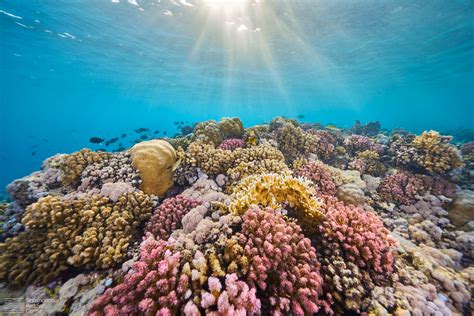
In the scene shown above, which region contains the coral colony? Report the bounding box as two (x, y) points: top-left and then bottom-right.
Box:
(0, 117), (472, 315)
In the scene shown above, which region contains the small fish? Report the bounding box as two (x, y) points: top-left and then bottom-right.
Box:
(118, 142), (122, 147)
(105, 141), (110, 146)
(173, 122), (179, 125)
(89, 137), (104, 144)
(163, 131), (167, 135)
(135, 128), (149, 133)
(32, 151), (36, 156)
(41, 138), (48, 142)
(121, 133), (127, 138)
(325, 124), (340, 131)
(296, 114), (305, 119)
(154, 130), (160, 134)
(140, 134), (148, 140)
(29, 144), (39, 149)
(108, 137), (119, 144)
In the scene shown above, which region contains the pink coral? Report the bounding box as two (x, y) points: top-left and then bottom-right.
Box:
(344, 135), (382, 155)
(319, 197), (395, 275)
(237, 206), (323, 315)
(89, 237), (189, 315)
(317, 196), (396, 313)
(378, 172), (426, 205)
(293, 161), (337, 196)
(310, 130), (337, 162)
(145, 195), (201, 240)
(218, 138), (246, 151)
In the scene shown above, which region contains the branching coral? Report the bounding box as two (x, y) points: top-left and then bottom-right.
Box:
(230, 173), (324, 230)
(348, 150), (386, 176)
(0, 192), (152, 286)
(194, 117), (244, 146)
(218, 138), (246, 151)
(317, 196), (395, 313)
(293, 161), (337, 196)
(237, 206), (323, 315)
(275, 123), (318, 163)
(378, 172), (426, 205)
(61, 149), (107, 187)
(78, 151), (141, 192)
(145, 194), (201, 240)
(412, 131), (463, 175)
(175, 142), (288, 183)
(344, 135), (382, 155)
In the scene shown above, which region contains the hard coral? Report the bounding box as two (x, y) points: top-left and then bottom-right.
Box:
(193, 117), (244, 146)
(237, 206), (323, 315)
(218, 138), (246, 151)
(61, 149), (107, 187)
(130, 139), (180, 197)
(145, 194), (201, 240)
(317, 196), (395, 313)
(348, 150), (386, 176)
(293, 161), (337, 196)
(0, 192), (152, 286)
(275, 123), (318, 163)
(412, 130), (463, 175)
(230, 173), (324, 231)
(378, 172), (426, 205)
(344, 135), (382, 155)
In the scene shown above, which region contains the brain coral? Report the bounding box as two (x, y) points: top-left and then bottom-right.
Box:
(61, 149), (107, 187)
(293, 161), (337, 196)
(145, 194), (201, 240)
(237, 206), (323, 315)
(0, 192), (152, 286)
(130, 139), (180, 197)
(230, 173), (324, 231)
(317, 196), (396, 313)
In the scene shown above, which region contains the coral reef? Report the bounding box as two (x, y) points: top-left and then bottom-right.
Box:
(1, 117), (472, 315)
(130, 139), (180, 197)
(0, 192), (152, 286)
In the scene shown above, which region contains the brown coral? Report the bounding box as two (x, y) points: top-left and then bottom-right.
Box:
(0, 192), (152, 286)
(61, 149), (107, 187)
(275, 123), (318, 163)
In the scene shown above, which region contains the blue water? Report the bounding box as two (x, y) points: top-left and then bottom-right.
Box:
(1, 0), (473, 192)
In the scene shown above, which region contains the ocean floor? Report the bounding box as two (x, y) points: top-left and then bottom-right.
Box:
(0, 117), (473, 315)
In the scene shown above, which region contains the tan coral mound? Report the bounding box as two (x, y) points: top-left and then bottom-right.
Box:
(61, 149), (107, 187)
(230, 173), (324, 231)
(0, 192), (152, 286)
(130, 139), (180, 197)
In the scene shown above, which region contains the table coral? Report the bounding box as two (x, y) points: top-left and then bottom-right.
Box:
(293, 161), (337, 196)
(145, 194), (201, 240)
(230, 173), (324, 231)
(0, 192), (152, 286)
(237, 206), (323, 315)
(130, 139), (180, 197)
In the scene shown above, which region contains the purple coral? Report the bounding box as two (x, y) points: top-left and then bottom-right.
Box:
(89, 237), (189, 315)
(237, 206), (323, 315)
(218, 138), (246, 151)
(293, 161), (337, 196)
(378, 172), (426, 205)
(145, 194), (201, 240)
(344, 135), (382, 155)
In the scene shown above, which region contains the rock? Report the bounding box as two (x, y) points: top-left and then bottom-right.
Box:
(130, 139), (180, 197)
(448, 190), (474, 226)
(337, 183), (365, 206)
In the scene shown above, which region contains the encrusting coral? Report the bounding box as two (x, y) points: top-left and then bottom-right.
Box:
(0, 192), (152, 286)
(130, 139), (180, 197)
(230, 173), (324, 231)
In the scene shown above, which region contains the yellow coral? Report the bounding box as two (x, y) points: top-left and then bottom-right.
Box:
(412, 131), (463, 174)
(130, 139), (180, 197)
(230, 173), (324, 230)
(275, 123), (318, 163)
(61, 149), (107, 186)
(0, 192), (152, 286)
